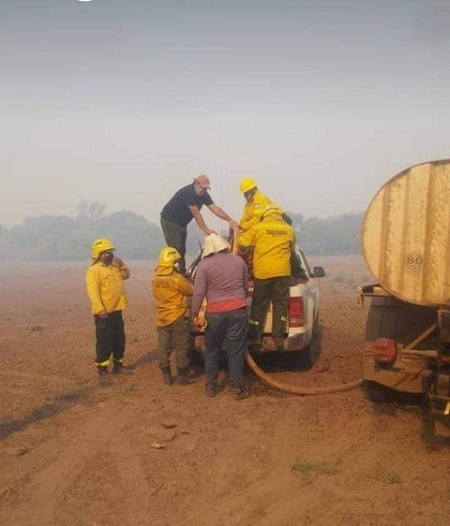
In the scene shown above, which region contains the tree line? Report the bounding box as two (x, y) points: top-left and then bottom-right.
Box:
(0, 203), (363, 261)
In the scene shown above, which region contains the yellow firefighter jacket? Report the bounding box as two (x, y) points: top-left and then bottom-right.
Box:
(152, 266), (193, 327)
(86, 261), (130, 315)
(239, 190), (279, 232)
(238, 214), (295, 279)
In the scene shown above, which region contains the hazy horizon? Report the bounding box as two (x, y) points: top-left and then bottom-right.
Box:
(2, 0), (450, 230)
(1, 199), (367, 229)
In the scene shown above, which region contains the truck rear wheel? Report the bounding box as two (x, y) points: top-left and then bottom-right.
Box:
(298, 319), (321, 369)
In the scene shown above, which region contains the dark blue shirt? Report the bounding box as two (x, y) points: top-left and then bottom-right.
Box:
(161, 183), (214, 227)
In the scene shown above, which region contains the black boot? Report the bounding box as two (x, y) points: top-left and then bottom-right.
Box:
(97, 365), (113, 384)
(160, 365), (174, 386)
(176, 366), (197, 385)
(112, 362), (123, 374)
(184, 365), (200, 379)
(232, 384), (250, 400)
(97, 365), (109, 376)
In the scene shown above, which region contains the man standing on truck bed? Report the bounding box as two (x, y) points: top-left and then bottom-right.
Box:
(238, 206), (295, 351)
(239, 177), (292, 233)
(239, 177), (279, 232)
(160, 175), (239, 274)
(191, 233), (249, 399)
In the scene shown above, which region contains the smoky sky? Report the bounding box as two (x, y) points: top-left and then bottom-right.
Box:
(1, 0), (449, 228)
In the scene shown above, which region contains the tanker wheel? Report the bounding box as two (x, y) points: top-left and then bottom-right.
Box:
(363, 381), (427, 405)
(363, 380), (398, 403)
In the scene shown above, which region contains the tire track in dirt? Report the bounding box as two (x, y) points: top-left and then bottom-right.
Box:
(177, 395), (432, 526)
(234, 399), (448, 526)
(177, 395), (305, 526)
(109, 435), (152, 526)
(178, 464), (295, 526)
(301, 405), (450, 526)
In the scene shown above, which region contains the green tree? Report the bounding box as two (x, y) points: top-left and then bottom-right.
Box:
(0, 208), (364, 261)
(96, 211), (164, 259)
(8, 215), (77, 259)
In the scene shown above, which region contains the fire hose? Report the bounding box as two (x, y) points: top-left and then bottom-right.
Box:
(192, 319), (362, 395)
(194, 228), (363, 395)
(246, 351), (363, 395)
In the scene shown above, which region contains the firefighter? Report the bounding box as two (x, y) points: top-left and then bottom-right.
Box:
(238, 206), (295, 350)
(239, 177), (292, 233)
(239, 177), (280, 232)
(152, 246), (197, 386)
(86, 238), (130, 377)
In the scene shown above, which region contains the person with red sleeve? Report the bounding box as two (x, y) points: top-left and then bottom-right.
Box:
(191, 233), (249, 399)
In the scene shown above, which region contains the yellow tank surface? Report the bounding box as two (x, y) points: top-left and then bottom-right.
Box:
(362, 159), (450, 307)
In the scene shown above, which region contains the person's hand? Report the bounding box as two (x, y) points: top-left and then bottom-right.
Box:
(112, 256), (124, 268)
(205, 228), (216, 236)
(193, 316), (206, 329)
(99, 310), (108, 319)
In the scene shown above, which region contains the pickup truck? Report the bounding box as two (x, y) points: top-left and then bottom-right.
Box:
(187, 244), (326, 368)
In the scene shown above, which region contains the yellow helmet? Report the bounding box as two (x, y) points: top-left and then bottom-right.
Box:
(91, 238), (115, 260)
(158, 246), (181, 267)
(240, 177), (257, 194)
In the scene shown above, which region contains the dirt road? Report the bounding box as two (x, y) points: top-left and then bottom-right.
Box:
(0, 257), (448, 525)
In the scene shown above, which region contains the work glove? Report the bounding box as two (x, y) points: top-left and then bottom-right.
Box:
(193, 316), (207, 329)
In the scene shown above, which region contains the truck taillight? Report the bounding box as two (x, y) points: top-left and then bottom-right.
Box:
(289, 297), (304, 327)
(373, 338), (397, 365)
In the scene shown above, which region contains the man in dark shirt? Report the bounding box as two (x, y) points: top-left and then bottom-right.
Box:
(160, 175), (238, 273)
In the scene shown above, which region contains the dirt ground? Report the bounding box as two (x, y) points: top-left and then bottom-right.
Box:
(0, 256), (449, 526)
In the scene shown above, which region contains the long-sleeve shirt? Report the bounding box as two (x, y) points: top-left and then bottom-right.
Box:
(238, 216), (295, 279)
(86, 261), (130, 315)
(239, 190), (278, 232)
(152, 266), (193, 326)
(191, 252), (248, 316)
